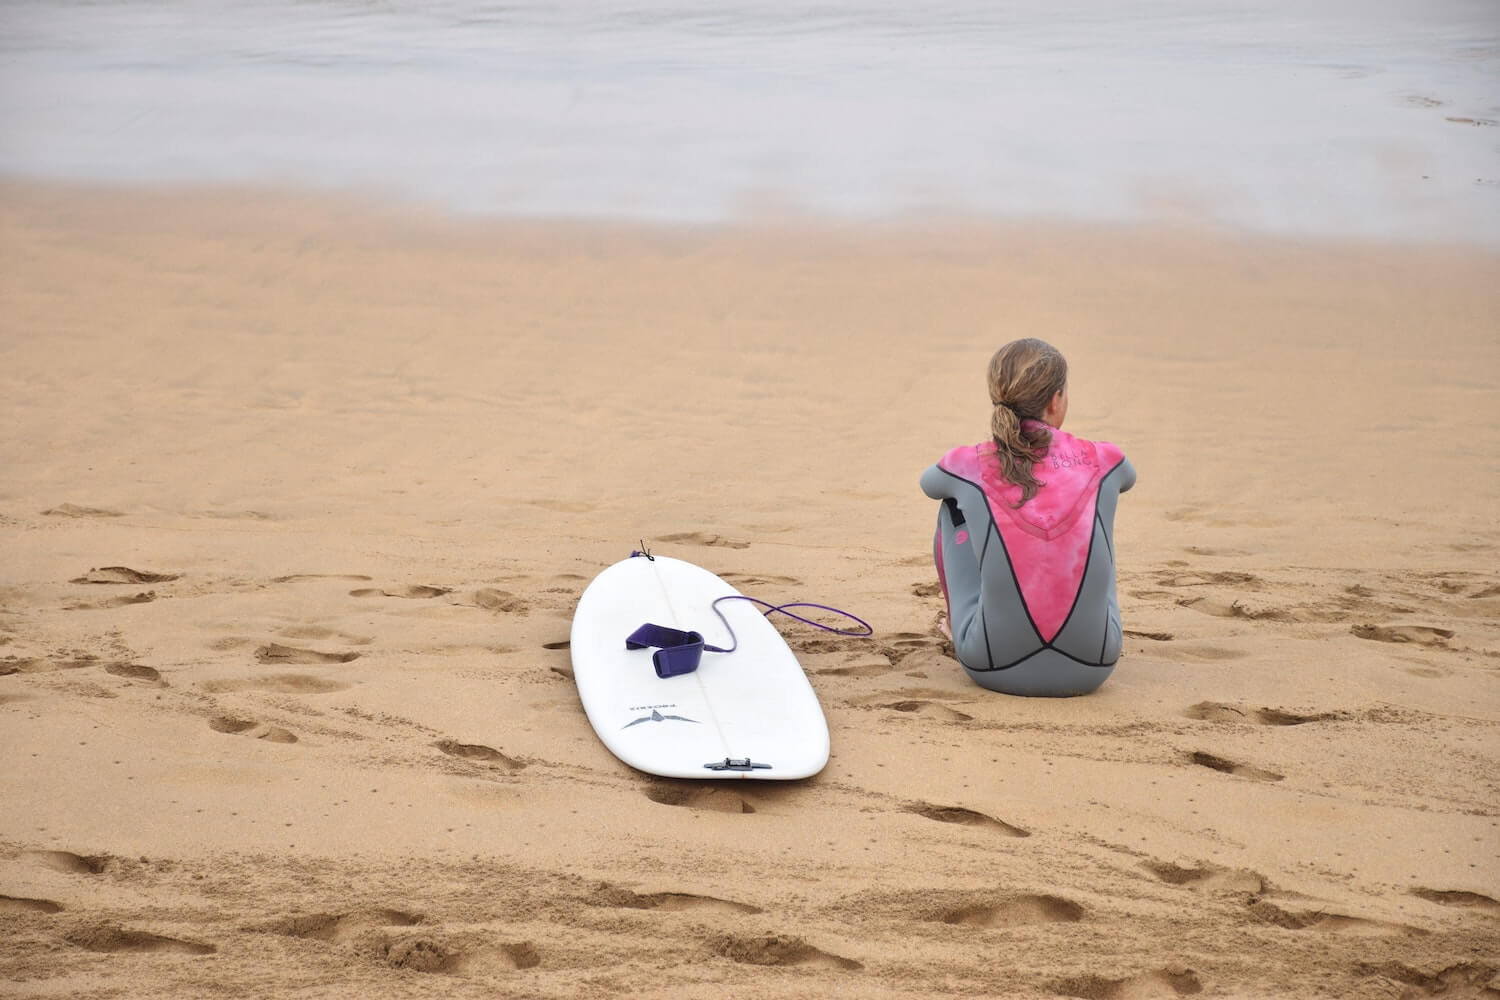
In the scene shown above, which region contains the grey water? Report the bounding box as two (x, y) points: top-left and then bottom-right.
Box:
(1, 0), (1496, 243)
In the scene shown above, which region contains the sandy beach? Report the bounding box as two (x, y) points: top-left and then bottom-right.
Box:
(1, 180), (1497, 998)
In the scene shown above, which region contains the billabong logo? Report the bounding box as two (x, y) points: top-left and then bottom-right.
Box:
(623, 708), (700, 729)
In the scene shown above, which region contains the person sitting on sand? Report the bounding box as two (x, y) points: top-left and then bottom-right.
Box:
(920, 338), (1135, 696)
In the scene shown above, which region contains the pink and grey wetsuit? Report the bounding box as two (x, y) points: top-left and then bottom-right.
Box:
(920, 424), (1135, 696)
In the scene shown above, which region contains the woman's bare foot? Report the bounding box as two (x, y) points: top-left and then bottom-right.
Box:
(935, 613), (952, 643)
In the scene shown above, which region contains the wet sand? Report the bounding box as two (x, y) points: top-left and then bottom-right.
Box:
(1, 181), (1497, 998)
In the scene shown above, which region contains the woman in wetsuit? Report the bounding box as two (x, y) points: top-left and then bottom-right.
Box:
(920, 338), (1136, 696)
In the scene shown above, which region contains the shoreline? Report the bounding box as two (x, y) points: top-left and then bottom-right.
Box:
(8, 173), (1500, 253)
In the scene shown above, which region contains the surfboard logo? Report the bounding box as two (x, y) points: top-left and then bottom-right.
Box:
(623, 708), (701, 729)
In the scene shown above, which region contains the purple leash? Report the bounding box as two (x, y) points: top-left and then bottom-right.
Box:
(624, 573), (874, 679)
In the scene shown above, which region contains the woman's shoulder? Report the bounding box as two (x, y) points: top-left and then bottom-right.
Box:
(1049, 429), (1126, 468)
(936, 442), (996, 476)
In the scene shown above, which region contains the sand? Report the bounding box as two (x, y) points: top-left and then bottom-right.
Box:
(1, 180), (1497, 999)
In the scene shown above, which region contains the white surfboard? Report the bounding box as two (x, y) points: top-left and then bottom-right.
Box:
(570, 553), (830, 780)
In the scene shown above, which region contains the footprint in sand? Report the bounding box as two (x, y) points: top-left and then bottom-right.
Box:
(931, 894), (1084, 927)
(847, 688), (973, 721)
(657, 531), (749, 549)
(26, 850), (111, 875)
(70, 566), (179, 584)
(469, 588), (529, 614)
(383, 937), (465, 974)
(42, 504), (124, 518)
(801, 635), (920, 666)
(1141, 860), (1265, 894)
(1351, 624), (1454, 647)
(451, 942), (542, 974)
(261, 908), (422, 944)
(65, 924), (215, 955)
(1, 647), (56, 669)
(721, 572), (803, 588)
(711, 933), (861, 971)
(104, 662), (163, 684)
(879, 699), (973, 722)
(1184, 701), (1343, 726)
(1357, 961), (1500, 998)
(435, 739), (525, 772)
(1157, 570), (1260, 589)
(644, 782), (758, 814)
(903, 802), (1030, 837)
(587, 882), (763, 915)
(542, 640), (570, 651)
(1051, 967), (1204, 999)
(254, 643), (360, 664)
(208, 715), (298, 743)
(1186, 751), (1284, 782)
(1183, 545), (1252, 557)
(888, 632), (940, 647)
(349, 585), (451, 599)
(272, 574), (373, 583)
(1178, 597), (1291, 622)
(1409, 888), (1500, 911)
(8, 654), (102, 674)
(1247, 898), (1414, 936)
(1124, 629), (1174, 641)
(809, 654), (894, 678)
(0, 894), (63, 914)
(1251, 706), (1344, 726)
(398, 939), (539, 975)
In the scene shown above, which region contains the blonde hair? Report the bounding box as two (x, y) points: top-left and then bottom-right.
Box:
(987, 338), (1067, 505)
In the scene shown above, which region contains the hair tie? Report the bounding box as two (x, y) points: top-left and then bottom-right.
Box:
(995, 399), (1031, 419)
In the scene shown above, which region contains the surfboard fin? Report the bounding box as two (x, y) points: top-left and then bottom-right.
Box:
(703, 757), (772, 772)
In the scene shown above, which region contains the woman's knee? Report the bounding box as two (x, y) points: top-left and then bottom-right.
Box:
(961, 658), (1113, 697)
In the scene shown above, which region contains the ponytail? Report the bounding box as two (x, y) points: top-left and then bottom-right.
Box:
(986, 339), (1067, 506)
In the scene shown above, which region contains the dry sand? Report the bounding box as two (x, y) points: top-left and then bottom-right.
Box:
(1, 180), (1498, 998)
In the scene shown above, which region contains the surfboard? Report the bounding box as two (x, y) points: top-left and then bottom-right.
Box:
(570, 552), (830, 780)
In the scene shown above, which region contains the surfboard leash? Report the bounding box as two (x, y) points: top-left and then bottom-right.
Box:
(626, 593), (873, 679)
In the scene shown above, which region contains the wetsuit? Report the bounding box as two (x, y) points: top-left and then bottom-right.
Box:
(920, 424), (1135, 696)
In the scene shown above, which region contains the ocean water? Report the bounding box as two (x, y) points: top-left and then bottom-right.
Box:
(1, 0), (1496, 243)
